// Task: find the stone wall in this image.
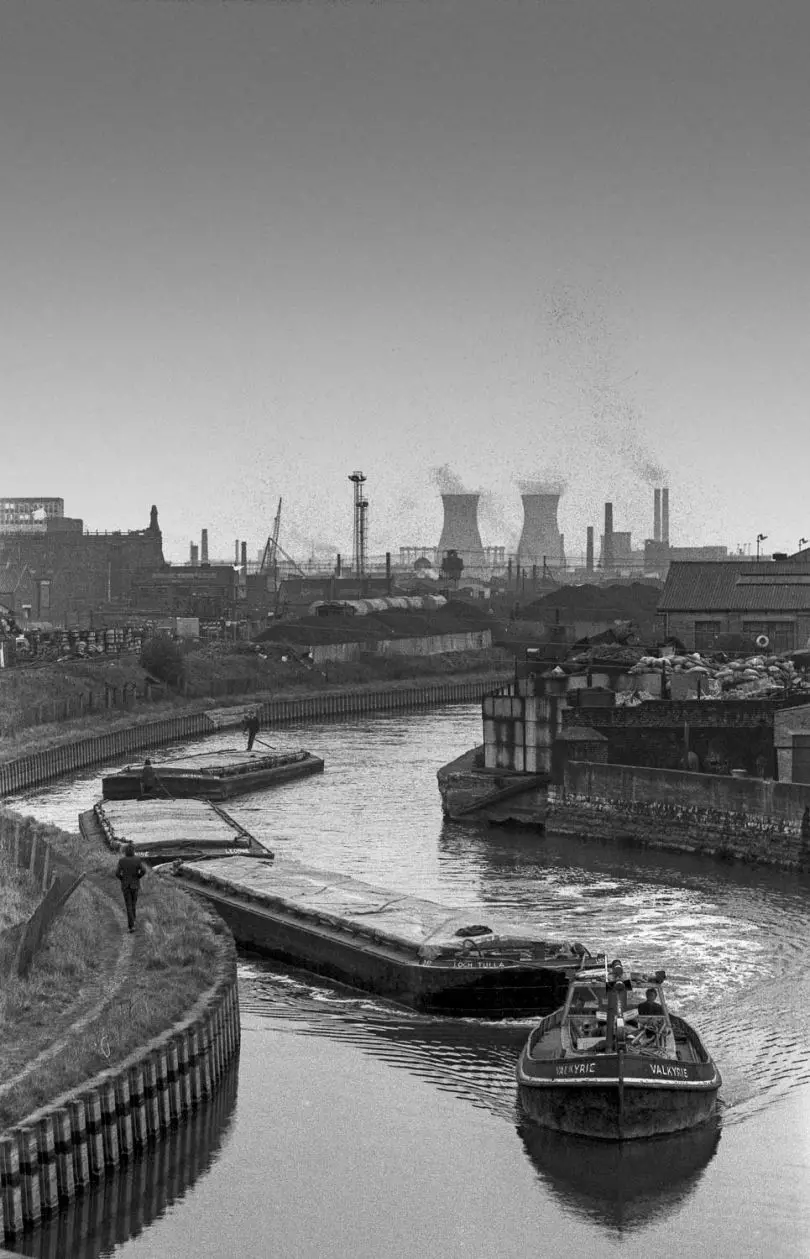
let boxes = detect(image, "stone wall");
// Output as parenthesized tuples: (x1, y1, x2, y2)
(548, 760, 810, 870)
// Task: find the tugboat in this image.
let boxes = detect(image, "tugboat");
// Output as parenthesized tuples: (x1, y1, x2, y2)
(516, 962, 721, 1139)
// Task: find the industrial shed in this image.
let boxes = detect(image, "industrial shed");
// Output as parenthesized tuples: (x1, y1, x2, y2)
(657, 561, 810, 653)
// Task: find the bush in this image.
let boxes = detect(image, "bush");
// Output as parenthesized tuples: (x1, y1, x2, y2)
(139, 635, 186, 687)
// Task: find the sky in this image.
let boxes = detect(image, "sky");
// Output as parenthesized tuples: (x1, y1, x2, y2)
(2, 0, 809, 564)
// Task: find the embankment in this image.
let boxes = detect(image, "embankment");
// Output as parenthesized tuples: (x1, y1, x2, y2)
(0, 813, 240, 1242)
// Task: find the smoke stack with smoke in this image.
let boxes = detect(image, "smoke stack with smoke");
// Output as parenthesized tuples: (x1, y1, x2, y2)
(662, 488, 670, 546)
(654, 489, 661, 543)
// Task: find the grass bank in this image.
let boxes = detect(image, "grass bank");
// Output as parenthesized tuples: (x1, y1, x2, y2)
(0, 810, 225, 1132)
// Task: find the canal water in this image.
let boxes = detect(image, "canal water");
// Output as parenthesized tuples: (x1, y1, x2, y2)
(5, 706, 810, 1258)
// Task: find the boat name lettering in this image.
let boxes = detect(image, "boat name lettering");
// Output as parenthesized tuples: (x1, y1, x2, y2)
(452, 960, 506, 969)
(555, 1061, 596, 1077)
(648, 1063, 689, 1079)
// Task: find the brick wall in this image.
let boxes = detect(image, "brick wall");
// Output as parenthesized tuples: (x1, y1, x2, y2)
(0, 516, 164, 628)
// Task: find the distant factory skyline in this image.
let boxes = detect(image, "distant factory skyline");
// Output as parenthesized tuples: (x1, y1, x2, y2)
(2, 1, 808, 562)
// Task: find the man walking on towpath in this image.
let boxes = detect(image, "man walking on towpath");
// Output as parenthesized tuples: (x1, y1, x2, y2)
(115, 842, 149, 932)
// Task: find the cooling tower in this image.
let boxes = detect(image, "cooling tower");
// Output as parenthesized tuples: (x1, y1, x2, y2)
(516, 493, 565, 570)
(437, 494, 485, 568)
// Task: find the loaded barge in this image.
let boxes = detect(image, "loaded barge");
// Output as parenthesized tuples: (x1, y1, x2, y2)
(80, 798, 273, 865)
(173, 852, 601, 1019)
(102, 747, 324, 801)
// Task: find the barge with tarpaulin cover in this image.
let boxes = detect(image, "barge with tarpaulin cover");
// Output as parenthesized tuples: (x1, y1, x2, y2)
(516, 970, 721, 1139)
(80, 798, 273, 865)
(101, 747, 324, 801)
(173, 852, 602, 1018)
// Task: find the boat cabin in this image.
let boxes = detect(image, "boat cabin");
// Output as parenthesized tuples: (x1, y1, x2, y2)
(561, 977, 676, 1057)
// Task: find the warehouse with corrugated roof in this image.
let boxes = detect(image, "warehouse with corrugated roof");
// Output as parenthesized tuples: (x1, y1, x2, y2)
(657, 560, 810, 652)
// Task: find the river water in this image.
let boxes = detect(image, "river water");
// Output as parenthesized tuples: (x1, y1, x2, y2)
(5, 705, 810, 1258)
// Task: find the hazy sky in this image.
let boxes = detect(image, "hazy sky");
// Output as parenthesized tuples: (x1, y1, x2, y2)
(2, 0, 809, 563)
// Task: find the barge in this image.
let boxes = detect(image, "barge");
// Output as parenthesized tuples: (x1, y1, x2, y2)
(101, 747, 324, 801)
(516, 971, 721, 1139)
(80, 798, 273, 865)
(173, 853, 601, 1019)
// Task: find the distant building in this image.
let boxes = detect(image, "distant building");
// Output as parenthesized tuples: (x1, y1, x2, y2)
(0, 498, 64, 532)
(0, 504, 164, 628)
(657, 559, 810, 652)
(131, 563, 245, 619)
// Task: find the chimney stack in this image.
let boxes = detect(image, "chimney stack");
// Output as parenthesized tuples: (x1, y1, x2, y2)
(654, 488, 661, 543)
(586, 526, 594, 572)
(234, 540, 240, 564)
(190, 542, 199, 565)
(201, 529, 209, 564)
(603, 502, 614, 570)
(662, 488, 670, 546)
(240, 541, 248, 571)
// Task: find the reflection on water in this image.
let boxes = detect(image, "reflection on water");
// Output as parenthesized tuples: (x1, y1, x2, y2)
(239, 960, 527, 1122)
(517, 1116, 721, 1233)
(4, 1062, 239, 1259)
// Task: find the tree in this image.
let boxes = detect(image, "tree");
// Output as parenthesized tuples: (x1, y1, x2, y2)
(140, 634, 186, 688)
(440, 549, 464, 583)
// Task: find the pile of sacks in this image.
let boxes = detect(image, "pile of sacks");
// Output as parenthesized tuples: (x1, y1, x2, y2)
(625, 653, 810, 699)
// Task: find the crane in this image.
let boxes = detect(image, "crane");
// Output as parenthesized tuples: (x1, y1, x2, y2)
(260, 498, 306, 590)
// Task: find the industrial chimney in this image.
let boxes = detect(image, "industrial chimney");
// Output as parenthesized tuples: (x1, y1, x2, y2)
(516, 492, 565, 571)
(240, 541, 248, 572)
(602, 502, 614, 571)
(654, 489, 661, 543)
(586, 526, 594, 572)
(437, 493, 485, 569)
(189, 542, 199, 565)
(201, 529, 209, 565)
(662, 488, 670, 546)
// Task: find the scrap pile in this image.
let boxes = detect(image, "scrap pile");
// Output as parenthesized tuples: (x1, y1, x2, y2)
(626, 653, 810, 699)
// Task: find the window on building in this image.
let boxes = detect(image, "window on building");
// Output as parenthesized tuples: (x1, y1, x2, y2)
(742, 621, 796, 652)
(37, 580, 51, 618)
(694, 621, 722, 651)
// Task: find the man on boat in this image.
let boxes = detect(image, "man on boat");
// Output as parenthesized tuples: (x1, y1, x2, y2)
(115, 842, 149, 933)
(140, 757, 157, 797)
(243, 711, 260, 751)
(637, 987, 664, 1015)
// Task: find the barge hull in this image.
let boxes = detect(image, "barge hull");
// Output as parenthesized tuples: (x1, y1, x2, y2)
(183, 883, 572, 1018)
(517, 1077, 720, 1140)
